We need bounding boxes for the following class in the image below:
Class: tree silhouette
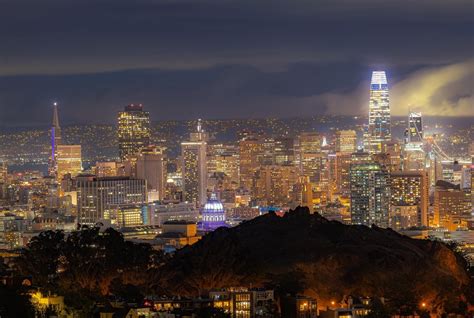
[15,226,164,314]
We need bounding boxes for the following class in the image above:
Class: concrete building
[136,146,166,200]
[433,180,471,230]
[76,175,147,225]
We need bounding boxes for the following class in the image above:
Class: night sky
[1,0,473,126]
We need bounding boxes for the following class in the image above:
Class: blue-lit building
[365,71,392,154]
[201,193,227,231]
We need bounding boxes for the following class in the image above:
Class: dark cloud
[0,0,472,124]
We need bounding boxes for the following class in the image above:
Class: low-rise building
[210,287,275,318]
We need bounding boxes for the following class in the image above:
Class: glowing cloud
[391,59,474,116]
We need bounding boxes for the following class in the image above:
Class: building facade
[350,163,390,227]
[136,146,166,200]
[56,145,82,183]
[433,180,471,230]
[117,104,151,161]
[76,175,147,225]
[335,130,357,154]
[181,121,208,206]
[365,71,391,154]
[390,171,429,228]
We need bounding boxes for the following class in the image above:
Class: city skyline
[0,2,472,316]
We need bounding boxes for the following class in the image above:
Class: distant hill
[155,207,472,313]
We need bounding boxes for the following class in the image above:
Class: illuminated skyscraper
[350,163,390,227]
[253,164,298,206]
[292,176,313,208]
[94,162,120,177]
[390,171,429,228]
[0,161,7,184]
[405,112,423,144]
[296,132,323,184]
[207,144,240,187]
[49,102,62,176]
[403,112,426,172]
[0,161,7,200]
[239,136,264,191]
[136,146,166,201]
[433,180,471,230]
[274,137,295,165]
[335,130,357,153]
[335,152,352,196]
[181,120,208,206]
[56,145,82,183]
[365,71,391,154]
[117,104,151,161]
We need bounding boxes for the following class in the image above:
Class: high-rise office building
[335,152,352,197]
[405,112,423,144]
[0,161,7,200]
[239,136,264,191]
[274,137,295,165]
[56,145,82,183]
[181,120,208,206]
[365,71,391,154]
[136,146,166,201]
[404,149,426,172]
[296,132,323,184]
[433,180,471,230]
[292,176,313,208]
[471,159,473,214]
[76,175,147,225]
[350,163,390,228]
[0,161,7,184]
[207,144,240,187]
[94,162,120,177]
[335,130,357,154]
[297,132,321,159]
[403,112,425,172]
[390,171,429,228]
[253,165,298,207]
[117,104,151,161]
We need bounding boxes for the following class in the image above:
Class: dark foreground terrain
[157,207,473,313]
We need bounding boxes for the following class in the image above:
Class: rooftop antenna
[197,118,202,132]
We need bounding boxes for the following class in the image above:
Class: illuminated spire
[197,118,202,133]
[49,101,62,177]
[52,102,60,129]
[322,136,328,147]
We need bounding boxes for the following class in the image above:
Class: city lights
[0,1,472,316]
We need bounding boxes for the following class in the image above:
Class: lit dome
[201,193,227,231]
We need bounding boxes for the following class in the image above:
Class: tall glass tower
[406,112,423,144]
[366,71,391,154]
[181,120,208,206]
[117,104,151,161]
[350,163,390,228]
